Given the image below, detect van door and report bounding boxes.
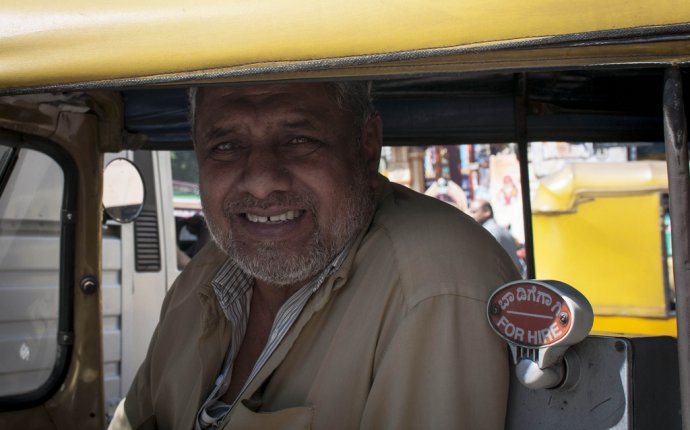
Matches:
[0,96,107,430]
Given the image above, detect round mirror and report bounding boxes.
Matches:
[103,158,145,223]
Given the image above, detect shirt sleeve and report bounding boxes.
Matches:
[108,398,133,430]
[359,293,510,430]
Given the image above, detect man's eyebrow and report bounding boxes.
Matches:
[280,118,319,130]
[199,117,322,142]
[201,126,241,143]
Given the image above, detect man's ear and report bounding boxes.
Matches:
[360,114,383,174]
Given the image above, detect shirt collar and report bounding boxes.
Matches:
[210,240,354,320]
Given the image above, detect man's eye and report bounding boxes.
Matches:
[210,142,247,160]
[282,137,322,157]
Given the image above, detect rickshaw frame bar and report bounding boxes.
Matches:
[663,65,690,430]
[514,73,536,279]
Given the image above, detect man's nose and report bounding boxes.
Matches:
[236,147,291,200]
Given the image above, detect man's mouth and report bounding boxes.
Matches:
[245,210,303,224]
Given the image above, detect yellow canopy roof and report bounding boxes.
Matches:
[2,0,690,92]
[532,161,669,213]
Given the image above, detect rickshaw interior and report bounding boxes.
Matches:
[1,63,689,428]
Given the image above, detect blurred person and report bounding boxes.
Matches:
[424,177,469,212]
[469,199,521,270]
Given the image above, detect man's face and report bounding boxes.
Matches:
[194,83,382,288]
[468,201,490,224]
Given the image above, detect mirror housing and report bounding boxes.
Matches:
[102,158,145,223]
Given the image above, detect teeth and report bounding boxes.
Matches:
[246,210,300,224]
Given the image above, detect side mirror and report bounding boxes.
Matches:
[103,158,145,223]
[487,280,593,390]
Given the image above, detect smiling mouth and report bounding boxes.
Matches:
[245,210,303,224]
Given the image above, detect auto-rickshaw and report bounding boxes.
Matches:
[1,1,689,428]
[532,161,678,336]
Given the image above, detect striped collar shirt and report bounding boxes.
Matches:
[196,243,352,429]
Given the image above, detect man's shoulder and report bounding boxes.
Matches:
[364,183,520,304]
[374,182,487,246]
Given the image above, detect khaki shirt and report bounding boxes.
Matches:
[112,181,520,429]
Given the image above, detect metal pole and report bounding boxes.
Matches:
[515,73,535,279]
[663,66,690,430]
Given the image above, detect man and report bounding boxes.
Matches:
[110,82,519,429]
[469,199,521,270]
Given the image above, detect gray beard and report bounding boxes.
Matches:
[203,163,374,287]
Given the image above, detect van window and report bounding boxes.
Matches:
[0,145,13,177]
[0,144,64,397]
[164,136,674,337]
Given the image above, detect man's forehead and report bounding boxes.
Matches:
[197,82,335,106]
[192,82,357,141]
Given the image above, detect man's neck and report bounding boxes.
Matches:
[253,279,304,317]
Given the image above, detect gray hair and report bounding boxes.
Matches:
[188,81,376,141]
[327,81,377,127]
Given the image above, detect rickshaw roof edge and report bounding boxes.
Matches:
[1,0,690,92]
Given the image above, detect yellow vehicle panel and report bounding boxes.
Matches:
[594,315,677,336]
[532,162,675,336]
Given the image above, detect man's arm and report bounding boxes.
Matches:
[360,293,509,429]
